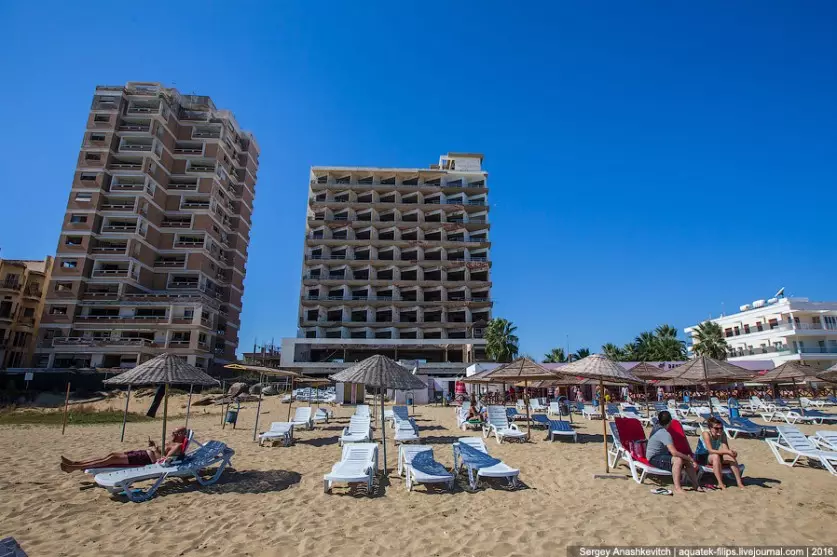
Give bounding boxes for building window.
[54,282,72,292]
[60,260,77,269]
[80,172,98,181]
[70,214,88,224]
[94,114,110,123]
[85,153,101,161]
[50,306,68,315]
[65,236,83,246]
[74,193,92,202]
[90,133,106,142]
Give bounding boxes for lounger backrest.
[395,419,416,431]
[613,417,646,450]
[550,420,572,432]
[816,431,837,444]
[294,407,312,421]
[461,401,471,412]
[342,443,377,465]
[355,405,370,417]
[550,402,561,413]
[348,418,370,434]
[182,441,226,468]
[750,396,761,406]
[401,444,432,466]
[458,436,488,454]
[777,425,817,451]
[668,420,694,457]
[606,404,620,415]
[393,406,409,421]
[487,406,510,429]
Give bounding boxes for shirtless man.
[60,427,189,472]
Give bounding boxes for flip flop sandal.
[651,487,673,496]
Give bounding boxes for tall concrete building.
[281,153,492,376]
[0,257,53,368]
[35,82,259,370]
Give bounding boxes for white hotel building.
[280,153,493,377]
[684,296,837,371]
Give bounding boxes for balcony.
[0,280,21,291]
[187,162,217,174]
[169,281,201,289]
[109,182,144,192]
[181,200,210,209]
[91,244,128,254]
[174,240,204,248]
[92,269,129,278]
[168,339,191,347]
[119,140,153,153]
[118,123,151,133]
[174,146,204,155]
[126,104,160,115]
[51,337,155,348]
[101,201,135,211]
[154,259,186,268]
[798,347,837,354]
[168,182,198,191]
[108,161,143,171]
[101,224,138,233]
[192,128,221,139]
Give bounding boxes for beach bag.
[628,439,647,461]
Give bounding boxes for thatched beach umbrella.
[223,363,299,440]
[104,353,219,445]
[816,363,837,384]
[556,354,644,473]
[330,355,425,476]
[753,361,823,401]
[626,362,672,417]
[658,356,753,414]
[483,358,563,438]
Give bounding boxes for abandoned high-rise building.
[35,82,259,370]
[281,153,492,376]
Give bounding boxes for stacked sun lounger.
[323,443,378,495]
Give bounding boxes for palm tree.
[654,324,679,339]
[621,343,637,361]
[543,347,567,363]
[601,343,625,361]
[633,331,657,361]
[652,334,687,361]
[484,318,519,363]
[573,347,590,361]
[692,321,728,360]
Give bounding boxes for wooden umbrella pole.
[380,385,387,477]
[706,381,712,415]
[120,385,132,442]
[161,384,169,449]
[253,374,264,442]
[287,377,294,421]
[525,380,531,441]
[185,384,194,430]
[600,378,608,473]
[61,381,71,435]
[644,383,650,418]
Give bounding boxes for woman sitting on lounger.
[696,417,745,490]
[60,427,189,473]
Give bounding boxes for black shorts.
[649,454,673,471]
[695,453,709,466]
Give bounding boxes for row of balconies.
[312,176,485,190]
[722,321,837,338]
[45,335,217,352]
[310,191,487,206]
[299,327,486,340]
[309,230,489,244]
[305,252,489,264]
[309,213,487,225]
[304,266,489,282]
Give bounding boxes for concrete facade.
[0,258,53,368]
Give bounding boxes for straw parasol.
[482,357,563,437]
[330,355,426,476]
[105,353,219,446]
[752,361,824,400]
[816,363,837,384]
[556,354,644,473]
[626,362,672,418]
[658,356,753,413]
[223,363,299,440]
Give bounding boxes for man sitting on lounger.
[646,411,702,494]
[60,427,189,472]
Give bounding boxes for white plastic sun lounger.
[763,409,819,425]
[548,402,563,417]
[800,397,824,408]
[94,441,234,502]
[529,399,546,413]
[258,422,294,446]
[482,406,526,444]
[323,443,378,495]
[810,431,837,451]
[766,425,837,476]
[312,408,331,424]
[389,406,410,427]
[398,445,454,492]
[620,409,652,427]
[581,405,602,420]
[394,418,420,444]
[354,404,370,418]
[290,407,314,430]
[454,438,520,490]
[340,417,372,446]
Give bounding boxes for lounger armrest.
[508,423,521,432]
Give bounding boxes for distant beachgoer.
[657,386,664,402]
[60,427,189,473]
[696,417,745,489]
[645,411,702,494]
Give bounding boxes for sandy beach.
[2,395,836,556]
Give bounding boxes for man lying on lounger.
[646,411,703,494]
[60,427,189,472]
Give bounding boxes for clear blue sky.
[1,1,835,359]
